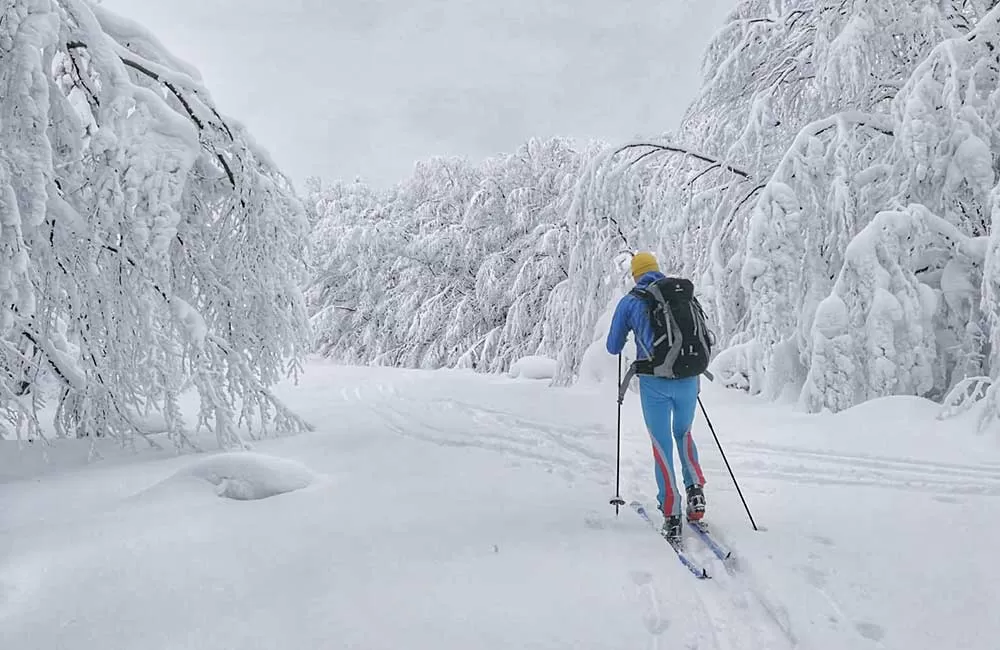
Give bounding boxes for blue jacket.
[606,271,664,360]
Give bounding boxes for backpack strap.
[644,281,675,350]
[628,286,649,300]
[629,283,674,375]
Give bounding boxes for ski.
[629,500,710,579]
[687,519,733,563]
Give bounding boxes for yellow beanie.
[630,251,659,280]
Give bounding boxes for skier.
[605,251,709,543]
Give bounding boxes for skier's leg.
[668,376,705,489]
[667,377,707,520]
[639,376,680,518]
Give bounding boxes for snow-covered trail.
[2,359,998,649]
[307,361,1000,649]
[326,367,802,649]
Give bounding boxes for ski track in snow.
[8,368,989,649]
[728,441,1000,496]
[347,380,808,649]
[336,373,997,649]
[357,378,1000,501]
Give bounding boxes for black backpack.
[630,277,714,379]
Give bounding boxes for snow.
[812,295,849,339]
[5,2,1000,648]
[148,452,319,501]
[941,256,978,312]
[507,355,557,380]
[950,133,995,190]
[576,299,627,387]
[2,358,998,649]
[171,296,208,347]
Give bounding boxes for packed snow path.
[2,360,998,649]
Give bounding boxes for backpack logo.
[630,277,714,379]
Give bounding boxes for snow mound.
[577,299,621,386]
[578,337,617,386]
[508,355,557,380]
[828,394,944,435]
[171,452,317,501]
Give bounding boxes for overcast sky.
[102,0,736,189]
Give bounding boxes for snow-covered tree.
[0,0,311,449]
[307,138,597,373]
[801,205,958,411]
[722,1,1000,414]
[310,0,1000,428]
[551,1,1000,419]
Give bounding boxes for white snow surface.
[508,355,557,380]
[2,358,998,649]
[146,452,319,501]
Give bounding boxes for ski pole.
[610,355,626,514]
[697,397,758,531]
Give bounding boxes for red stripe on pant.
[651,442,675,516]
[686,433,706,486]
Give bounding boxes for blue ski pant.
[638,375,705,517]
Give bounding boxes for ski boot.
[686,484,706,522]
[662,513,682,545]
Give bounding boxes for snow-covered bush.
[0,1,311,448]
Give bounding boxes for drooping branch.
[65,47,100,114]
[613,142,752,180]
[65,41,236,188]
[686,162,723,187]
[723,184,767,236]
[604,212,631,250]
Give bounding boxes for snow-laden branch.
[0,0,311,448]
[801,206,962,412]
[65,41,237,188]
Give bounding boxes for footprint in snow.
[855,621,886,642]
[800,565,827,588]
[628,570,670,635]
[629,570,652,586]
[642,611,671,636]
